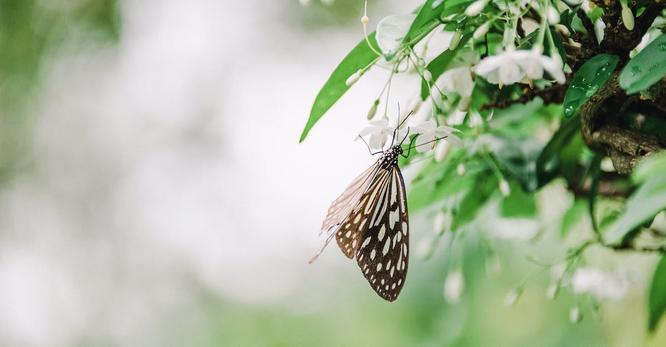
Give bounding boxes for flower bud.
[465,0,488,17]
[499,180,511,197]
[473,21,491,40]
[449,31,462,50]
[423,69,433,82]
[361,15,369,25]
[569,306,583,323]
[547,6,560,25]
[621,3,634,30]
[554,24,570,37]
[417,238,434,259]
[345,69,363,87]
[367,99,379,120]
[435,140,450,162]
[546,283,559,300]
[444,270,464,303]
[433,210,452,235]
[456,163,466,176]
[504,288,522,307]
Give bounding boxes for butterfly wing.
[355,165,409,301]
[309,161,380,263]
[334,167,391,258]
[320,160,380,235]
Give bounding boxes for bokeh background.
[1,1,665,346]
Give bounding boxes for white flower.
[376,14,416,57]
[521,18,540,35]
[594,19,606,44]
[475,49,524,85]
[358,119,394,150]
[435,66,475,97]
[571,267,631,301]
[448,109,467,125]
[433,210,452,235]
[465,0,488,17]
[517,49,565,84]
[475,49,565,86]
[489,217,538,239]
[494,0,530,15]
[411,120,461,153]
[547,6,560,24]
[444,270,464,303]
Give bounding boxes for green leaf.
[402,0,445,46]
[588,155,602,235]
[535,115,580,187]
[604,152,666,245]
[562,54,619,118]
[561,199,587,238]
[500,181,537,218]
[620,34,666,94]
[299,33,379,142]
[452,172,497,230]
[649,256,666,332]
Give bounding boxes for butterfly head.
[380,145,403,168]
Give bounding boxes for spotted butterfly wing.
[311,145,409,302]
[355,165,408,301]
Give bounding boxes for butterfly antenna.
[399,126,410,145]
[358,135,382,155]
[414,136,448,149]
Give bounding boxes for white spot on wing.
[378,225,386,241]
[382,238,390,255]
[389,208,400,228]
[361,236,371,249]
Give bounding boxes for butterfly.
[310,114,446,301]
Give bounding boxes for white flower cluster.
[475,48,565,87]
[358,117,461,153]
[570,267,634,301]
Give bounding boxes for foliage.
[303,0,666,336]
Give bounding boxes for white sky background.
[0,0,422,346]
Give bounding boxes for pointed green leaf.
[299,33,379,142]
[620,34,666,94]
[562,54,619,117]
[604,152,666,245]
[535,115,580,187]
[649,256,666,332]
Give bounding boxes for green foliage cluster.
[302,0,666,333]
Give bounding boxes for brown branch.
[580,72,663,174]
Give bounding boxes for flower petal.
[376,14,416,57]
